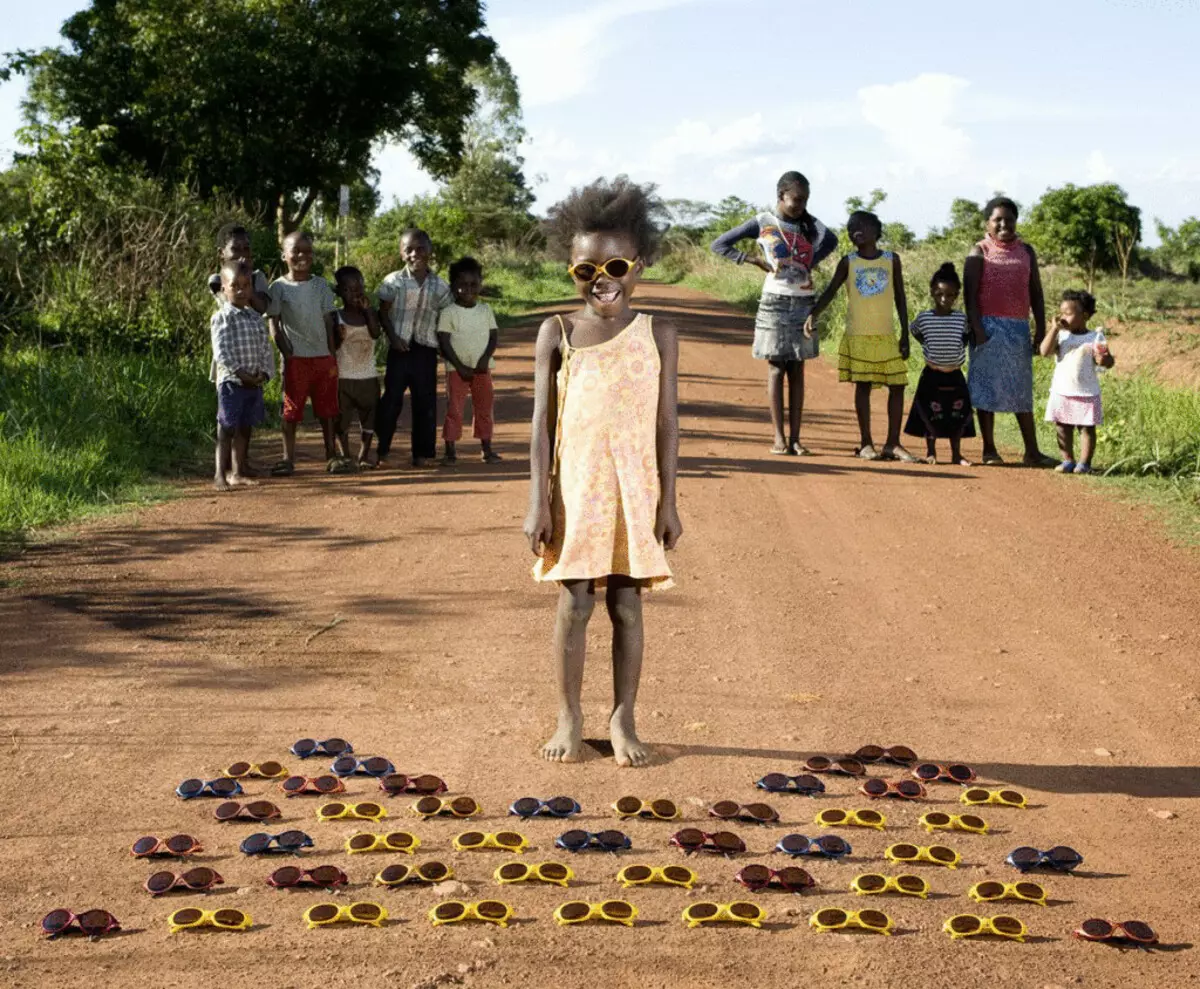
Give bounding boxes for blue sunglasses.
[240,830,314,856]
[176,777,243,800]
[509,796,581,819]
[775,833,851,859]
[330,756,395,778]
[1006,845,1082,872]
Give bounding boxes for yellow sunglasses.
[943,913,1027,941]
[884,843,960,869]
[375,861,452,886]
[815,807,887,830]
[810,907,893,935]
[851,873,929,898]
[968,880,1047,907]
[167,907,252,933]
[222,760,288,779]
[411,795,481,819]
[567,257,639,282]
[616,864,697,889]
[961,787,1027,809]
[681,902,765,929]
[453,830,529,854]
[429,900,513,928]
[317,801,387,823]
[612,796,679,820]
[918,811,988,835]
[303,901,387,929]
[345,831,421,855]
[495,861,574,887]
[554,900,638,927]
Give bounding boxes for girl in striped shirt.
[903,263,976,465]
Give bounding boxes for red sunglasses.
[281,775,345,797]
[131,834,203,858]
[669,829,746,856]
[144,868,224,896]
[379,773,449,796]
[41,908,120,939]
[266,865,349,890]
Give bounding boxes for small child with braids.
[524,177,682,768]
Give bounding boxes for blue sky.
[3,0,1198,242]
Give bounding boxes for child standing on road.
[211,261,273,491]
[266,231,341,475]
[526,177,682,768]
[208,225,270,310]
[376,229,453,468]
[903,262,976,465]
[1040,289,1113,474]
[710,171,838,455]
[438,256,501,465]
[806,210,915,462]
[333,266,382,468]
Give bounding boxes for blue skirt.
[753,293,818,362]
[967,316,1033,413]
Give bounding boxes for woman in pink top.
[964,197,1056,466]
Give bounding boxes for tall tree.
[1025,183,1142,291]
[6,0,495,240]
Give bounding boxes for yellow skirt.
[838,334,908,387]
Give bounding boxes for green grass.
[483,258,576,325]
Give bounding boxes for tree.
[1155,217,1200,281]
[1025,183,1142,291]
[882,222,916,249]
[844,188,887,214]
[6,0,495,240]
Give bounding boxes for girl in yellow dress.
[524,177,682,768]
[805,210,916,462]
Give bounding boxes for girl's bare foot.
[610,711,651,768]
[213,474,231,492]
[769,440,790,455]
[228,474,259,487]
[924,455,938,465]
[541,713,584,763]
[956,457,974,466]
[882,444,919,463]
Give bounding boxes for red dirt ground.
[1,283,1197,989]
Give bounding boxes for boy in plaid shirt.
[211,261,273,490]
[375,228,453,467]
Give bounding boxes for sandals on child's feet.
[1074,463,1093,475]
[326,457,357,474]
[269,460,295,477]
[854,445,880,461]
[1055,461,1076,474]
[882,445,919,463]
[483,451,504,464]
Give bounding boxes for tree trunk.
[275,189,320,244]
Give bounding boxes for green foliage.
[8,0,495,237]
[844,188,887,214]
[882,222,916,250]
[1025,183,1142,289]
[1155,217,1200,281]
[924,198,986,251]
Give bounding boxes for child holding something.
[266,231,340,475]
[376,228,453,468]
[1040,289,1113,474]
[710,171,838,454]
[805,210,915,462]
[903,262,976,465]
[437,256,501,465]
[333,266,382,468]
[210,261,273,491]
[525,177,682,768]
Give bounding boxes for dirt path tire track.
[1,283,1197,989]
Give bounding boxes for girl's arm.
[963,248,985,345]
[478,327,499,372]
[811,222,839,266]
[524,316,562,555]
[1026,244,1046,347]
[1038,325,1059,358]
[803,256,849,336]
[892,253,910,359]
[710,218,770,272]
[364,306,382,340]
[652,315,682,551]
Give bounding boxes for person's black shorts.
[337,376,380,433]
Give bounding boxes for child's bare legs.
[1017,412,1052,465]
[281,420,298,465]
[786,361,807,453]
[882,385,915,460]
[319,417,337,459]
[607,575,649,768]
[229,426,257,486]
[949,431,971,466]
[1078,425,1096,467]
[925,436,938,463]
[977,409,998,461]
[542,579,593,763]
[766,361,788,453]
[359,430,377,465]
[214,426,234,491]
[337,429,353,460]
[854,382,874,453]
[1055,422,1075,463]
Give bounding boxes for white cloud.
[858,73,972,177]
[1086,150,1116,183]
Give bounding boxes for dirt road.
[2,283,1197,989]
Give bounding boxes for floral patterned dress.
[533,313,673,589]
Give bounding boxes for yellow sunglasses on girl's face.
[919,812,988,835]
[453,830,529,853]
[616,864,697,889]
[317,801,387,822]
[960,787,1027,809]
[810,907,893,935]
[851,873,929,898]
[567,257,639,282]
[495,861,574,887]
[968,880,1047,907]
[411,795,480,819]
[429,900,513,927]
[554,900,638,927]
[884,843,960,869]
[943,913,1027,941]
[681,902,765,929]
[167,907,252,933]
[344,831,421,854]
[814,808,886,830]
[303,901,387,929]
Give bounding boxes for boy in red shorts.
[266,230,340,474]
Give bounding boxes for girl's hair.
[776,171,810,197]
[217,223,248,251]
[333,265,362,288]
[930,261,961,292]
[984,196,1019,219]
[448,256,483,283]
[544,175,664,261]
[847,210,882,236]
[1062,288,1096,316]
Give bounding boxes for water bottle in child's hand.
[1093,332,1109,363]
